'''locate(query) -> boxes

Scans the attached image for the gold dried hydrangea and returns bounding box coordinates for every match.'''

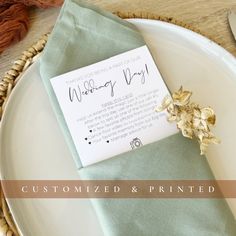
[156,87,220,155]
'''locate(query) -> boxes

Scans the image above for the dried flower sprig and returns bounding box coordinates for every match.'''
[156,87,220,155]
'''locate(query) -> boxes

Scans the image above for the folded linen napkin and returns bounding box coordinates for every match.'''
[40,0,236,235]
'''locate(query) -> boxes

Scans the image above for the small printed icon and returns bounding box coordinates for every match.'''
[130,137,143,149]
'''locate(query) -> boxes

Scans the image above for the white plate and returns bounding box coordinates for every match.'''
[1,19,236,236]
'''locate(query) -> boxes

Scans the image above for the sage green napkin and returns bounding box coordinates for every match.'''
[40,0,236,235]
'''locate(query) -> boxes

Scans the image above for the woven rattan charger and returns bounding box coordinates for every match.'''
[0,11,217,236]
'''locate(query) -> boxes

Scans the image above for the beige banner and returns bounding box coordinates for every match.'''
[1,180,236,198]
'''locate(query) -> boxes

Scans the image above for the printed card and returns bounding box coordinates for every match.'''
[51,46,178,166]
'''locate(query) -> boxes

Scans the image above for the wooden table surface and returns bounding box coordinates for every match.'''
[0,0,236,77]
